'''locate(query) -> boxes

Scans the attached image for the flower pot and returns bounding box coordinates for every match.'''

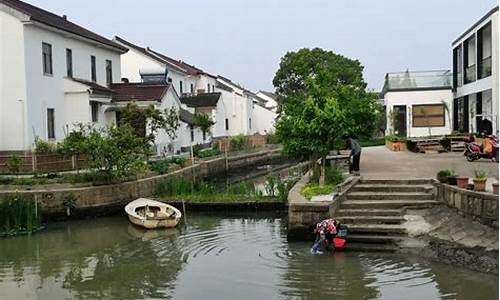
[437,176,448,183]
[467,183,474,190]
[456,176,469,189]
[473,178,487,192]
[493,183,499,195]
[447,176,457,185]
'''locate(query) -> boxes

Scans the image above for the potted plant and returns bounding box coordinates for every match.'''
[473,169,488,192]
[447,170,457,185]
[436,169,451,183]
[456,176,469,189]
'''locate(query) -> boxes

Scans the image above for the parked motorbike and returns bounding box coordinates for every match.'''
[464,135,499,162]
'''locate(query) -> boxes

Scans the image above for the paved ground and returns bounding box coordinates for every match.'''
[360,146,498,190]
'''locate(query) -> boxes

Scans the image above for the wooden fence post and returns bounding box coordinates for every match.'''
[32,152,36,173]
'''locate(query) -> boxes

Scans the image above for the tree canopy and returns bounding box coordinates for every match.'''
[273,48,381,160]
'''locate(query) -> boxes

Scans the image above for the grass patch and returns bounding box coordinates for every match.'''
[301,184,336,200]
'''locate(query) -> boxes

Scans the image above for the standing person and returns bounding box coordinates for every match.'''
[346,137,362,175]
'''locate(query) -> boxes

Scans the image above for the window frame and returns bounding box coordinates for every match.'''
[42,42,53,76]
[47,108,55,139]
[412,104,445,128]
[225,118,229,130]
[66,48,73,77]
[105,59,113,85]
[91,102,99,122]
[90,55,97,82]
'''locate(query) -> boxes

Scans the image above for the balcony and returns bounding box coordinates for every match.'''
[478,56,492,79]
[464,65,476,84]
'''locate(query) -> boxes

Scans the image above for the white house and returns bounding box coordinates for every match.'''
[180,92,226,139]
[109,82,204,155]
[382,70,453,138]
[216,76,255,136]
[256,90,278,112]
[452,6,499,134]
[0,0,128,151]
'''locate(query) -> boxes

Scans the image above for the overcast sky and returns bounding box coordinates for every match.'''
[28,0,497,92]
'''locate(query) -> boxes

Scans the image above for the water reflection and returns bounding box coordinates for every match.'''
[0,213,497,300]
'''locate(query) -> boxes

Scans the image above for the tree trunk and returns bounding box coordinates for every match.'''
[319,154,327,186]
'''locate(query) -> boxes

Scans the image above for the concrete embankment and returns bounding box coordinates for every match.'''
[402,206,499,274]
[0,148,283,219]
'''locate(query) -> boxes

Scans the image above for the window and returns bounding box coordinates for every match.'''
[190,125,195,142]
[180,81,183,94]
[47,108,55,139]
[207,83,210,93]
[212,85,215,92]
[249,118,252,129]
[203,130,207,141]
[91,102,99,122]
[225,118,229,130]
[42,42,53,75]
[190,84,194,94]
[412,104,445,127]
[105,60,113,85]
[66,48,73,77]
[90,55,97,82]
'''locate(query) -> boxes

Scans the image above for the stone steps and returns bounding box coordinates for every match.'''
[347,192,434,201]
[337,208,404,216]
[346,234,406,244]
[359,179,433,185]
[341,199,440,209]
[351,184,433,193]
[344,242,399,252]
[337,215,405,225]
[344,224,407,234]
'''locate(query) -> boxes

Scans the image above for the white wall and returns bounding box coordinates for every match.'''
[253,104,276,134]
[0,9,28,150]
[256,91,278,112]
[384,89,453,137]
[22,24,122,147]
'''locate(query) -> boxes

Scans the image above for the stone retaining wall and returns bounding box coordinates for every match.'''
[0,149,281,217]
[287,169,359,240]
[435,182,499,227]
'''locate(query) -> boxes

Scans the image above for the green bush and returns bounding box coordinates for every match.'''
[34,139,57,153]
[148,160,171,175]
[230,134,246,151]
[436,169,452,178]
[196,148,221,159]
[359,138,385,147]
[6,155,23,174]
[325,165,344,185]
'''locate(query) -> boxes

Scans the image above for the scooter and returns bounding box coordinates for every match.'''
[464,135,499,162]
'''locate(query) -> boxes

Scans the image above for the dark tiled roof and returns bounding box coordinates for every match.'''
[70,78,114,96]
[114,36,215,78]
[259,90,277,100]
[1,0,127,53]
[179,108,196,125]
[217,76,247,92]
[110,83,170,102]
[180,92,221,108]
[216,82,233,92]
[114,36,186,74]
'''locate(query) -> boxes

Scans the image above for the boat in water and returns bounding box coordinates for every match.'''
[125,198,182,229]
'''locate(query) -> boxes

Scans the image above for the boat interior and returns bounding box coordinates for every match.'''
[135,206,176,220]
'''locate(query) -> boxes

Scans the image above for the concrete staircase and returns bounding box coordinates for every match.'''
[337,179,439,252]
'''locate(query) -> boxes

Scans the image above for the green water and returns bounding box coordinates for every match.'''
[0,213,497,300]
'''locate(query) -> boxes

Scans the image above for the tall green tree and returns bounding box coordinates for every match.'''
[273,48,380,184]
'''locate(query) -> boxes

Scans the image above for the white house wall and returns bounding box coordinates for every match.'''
[21,24,122,148]
[253,104,276,134]
[0,9,28,150]
[384,89,453,138]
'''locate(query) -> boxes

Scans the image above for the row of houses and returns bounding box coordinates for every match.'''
[382,6,499,138]
[0,0,277,155]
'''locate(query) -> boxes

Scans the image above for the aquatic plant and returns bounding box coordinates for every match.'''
[0,195,43,236]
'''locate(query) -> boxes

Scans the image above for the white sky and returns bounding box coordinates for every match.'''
[26,0,498,92]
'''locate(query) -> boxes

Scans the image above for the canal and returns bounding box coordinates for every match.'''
[0,212,497,300]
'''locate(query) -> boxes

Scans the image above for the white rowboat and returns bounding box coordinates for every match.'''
[125,198,182,229]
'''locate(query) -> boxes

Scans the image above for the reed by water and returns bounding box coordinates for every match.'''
[0,195,43,236]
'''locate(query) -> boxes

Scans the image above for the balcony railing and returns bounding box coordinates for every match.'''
[464,64,476,84]
[478,56,492,79]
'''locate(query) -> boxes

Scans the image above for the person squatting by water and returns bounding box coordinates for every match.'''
[311,219,338,254]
